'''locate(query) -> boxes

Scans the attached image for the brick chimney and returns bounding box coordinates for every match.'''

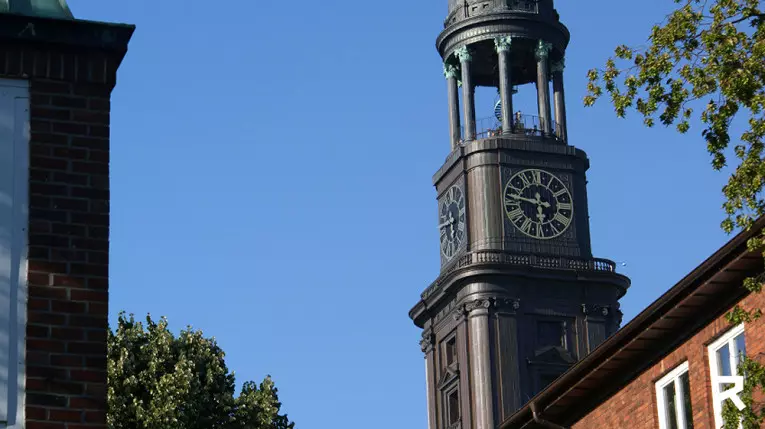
[0,8,134,429]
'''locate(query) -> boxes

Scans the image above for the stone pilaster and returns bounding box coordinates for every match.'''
[466,298,494,429]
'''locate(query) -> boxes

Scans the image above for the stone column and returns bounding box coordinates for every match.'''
[444,62,462,149]
[494,36,513,134]
[534,40,553,136]
[456,46,476,141]
[420,331,437,429]
[551,58,568,142]
[467,298,494,429]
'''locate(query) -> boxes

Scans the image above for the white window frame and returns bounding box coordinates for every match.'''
[655,361,692,429]
[708,323,746,429]
[0,78,29,429]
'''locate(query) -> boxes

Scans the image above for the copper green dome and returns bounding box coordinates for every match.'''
[0,0,73,19]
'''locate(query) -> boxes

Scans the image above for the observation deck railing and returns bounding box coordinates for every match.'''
[422,249,619,300]
[460,114,563,143]
[444,0,538,27]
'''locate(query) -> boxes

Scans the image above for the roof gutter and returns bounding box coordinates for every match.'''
[530,402,568,429]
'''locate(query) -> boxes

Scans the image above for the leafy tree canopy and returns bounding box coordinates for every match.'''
[108,312,295,429]
[585,0,765,235]
[584,0,765,426]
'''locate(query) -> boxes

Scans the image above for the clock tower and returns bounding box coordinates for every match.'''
[408,2,631,429]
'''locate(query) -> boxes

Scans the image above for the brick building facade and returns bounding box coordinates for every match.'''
[571,289,764,429]
[0,6,133,429]
[500,217,765,429]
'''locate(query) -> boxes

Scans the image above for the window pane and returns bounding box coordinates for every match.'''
[717,343,732,376]
[680,372,694,429]
[538,321,565,348]
[734,333,746,371]
[664,382,679,429]
[446,337,457,366]
[448,390,459,425]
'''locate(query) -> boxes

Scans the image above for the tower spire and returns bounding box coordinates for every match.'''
[411,3,631,428]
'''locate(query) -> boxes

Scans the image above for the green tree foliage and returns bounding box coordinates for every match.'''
[108,312,294,429]
[583,0,765,426]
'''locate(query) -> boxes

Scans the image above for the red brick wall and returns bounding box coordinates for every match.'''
[1,45,120,428]
[573,291,765,429]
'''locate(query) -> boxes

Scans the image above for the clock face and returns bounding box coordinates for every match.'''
[503,169,573,240]
[440,185,466,260]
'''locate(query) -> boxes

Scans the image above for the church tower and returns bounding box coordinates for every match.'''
[409,2,631,429]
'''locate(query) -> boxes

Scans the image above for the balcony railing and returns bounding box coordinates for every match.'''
[422,249,620,300]
[445,0,538,27]
[460,114,563,143]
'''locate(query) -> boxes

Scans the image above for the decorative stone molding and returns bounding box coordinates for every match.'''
[534,39,553,61]
[455,45,473,63]
[551,58,565,73]
[465,298,492,313]
[493,297,521,312]
[494,35,512,53]
[444,63,460,80]
[420,330,435,354]
[581,303,610,317]
[453,306,467,322]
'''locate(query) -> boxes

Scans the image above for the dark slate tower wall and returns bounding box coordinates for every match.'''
[410,2,631,429]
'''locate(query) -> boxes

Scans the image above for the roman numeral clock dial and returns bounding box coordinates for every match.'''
[439,185,466,260]
[503,169,573,240]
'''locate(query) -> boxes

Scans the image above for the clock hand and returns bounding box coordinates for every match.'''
[536,204,546,222]
[509,193,551,208]
[508,194,539,204]
[533,192,552,208]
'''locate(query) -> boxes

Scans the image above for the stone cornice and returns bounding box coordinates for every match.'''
[436,13,569,61]
[0,13,134,54]
[409,252,630,328]
[0,14,134,86]
[431,136,589,187]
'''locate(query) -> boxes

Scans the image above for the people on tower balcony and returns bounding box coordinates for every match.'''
[514,111,525,134]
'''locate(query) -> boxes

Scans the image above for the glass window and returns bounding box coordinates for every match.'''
[708,324,747,429]
[537,321,565,349]
[655,361,694,429]
[447,389,460,426]
[445,337,457,367]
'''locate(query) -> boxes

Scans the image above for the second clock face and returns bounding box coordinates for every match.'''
[503,169,573,240]
[440,185,466,260]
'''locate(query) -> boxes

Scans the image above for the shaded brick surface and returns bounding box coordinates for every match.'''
[573,291,765,429]
[1,26,129,429]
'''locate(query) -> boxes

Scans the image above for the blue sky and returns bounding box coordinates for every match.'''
[70,0,735,427]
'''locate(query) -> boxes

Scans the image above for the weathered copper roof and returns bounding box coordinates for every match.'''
[501,217,765,428]
[0,0,73,19]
